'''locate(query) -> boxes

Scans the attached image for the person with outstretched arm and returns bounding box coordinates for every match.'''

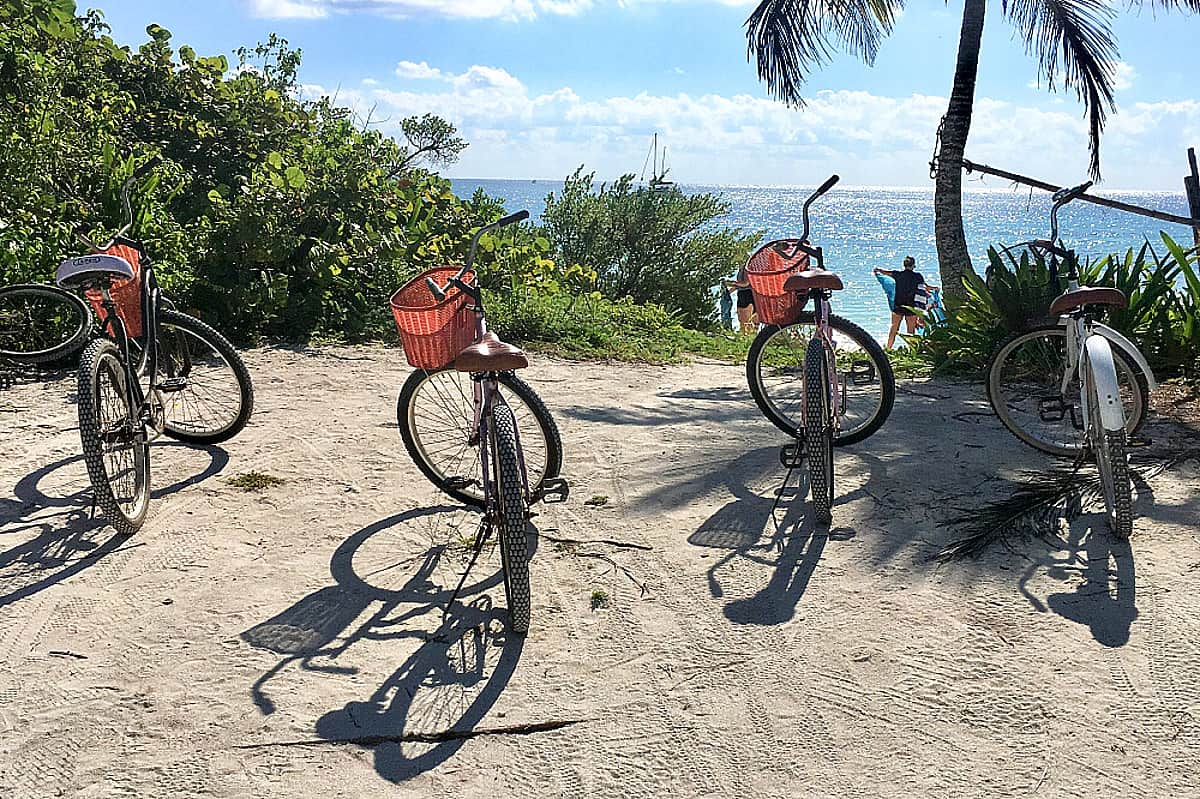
[874,256,937,349]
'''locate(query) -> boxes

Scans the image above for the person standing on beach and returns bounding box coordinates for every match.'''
[722,266,758,331]
[875,256,937,349]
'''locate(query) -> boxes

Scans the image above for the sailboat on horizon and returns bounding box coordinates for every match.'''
[640,133,675,191]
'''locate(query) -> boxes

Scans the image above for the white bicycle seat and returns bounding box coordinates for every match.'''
[56,253,135,290]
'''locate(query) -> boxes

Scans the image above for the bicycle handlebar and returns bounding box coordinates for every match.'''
[1048,179,1092,246]
[74,155,163,252]
[801,174,839,244]
[426,210,532,301]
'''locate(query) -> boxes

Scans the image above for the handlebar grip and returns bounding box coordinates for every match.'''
[425,276,447,301]
[815,174,840,196]
[496,210,530,227]
[1052,180,1092,204]
[133,155,164,180]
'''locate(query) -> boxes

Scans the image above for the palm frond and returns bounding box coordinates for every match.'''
[1002,0,1119,179]
[936,446,1200,562]
[745,0,903,106]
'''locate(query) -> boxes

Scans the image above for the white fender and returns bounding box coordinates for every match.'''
[1084,335,1129,433]
[1093,322,1157,390]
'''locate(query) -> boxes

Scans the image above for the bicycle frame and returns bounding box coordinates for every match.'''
[812,293,843,429]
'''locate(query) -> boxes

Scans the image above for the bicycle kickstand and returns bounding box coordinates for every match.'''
[440,515,492,627]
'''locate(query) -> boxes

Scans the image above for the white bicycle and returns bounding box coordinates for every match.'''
[986,181,1157,539]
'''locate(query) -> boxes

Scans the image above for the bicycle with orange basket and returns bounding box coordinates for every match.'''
[742,175,895,522]
[391,210,567,634]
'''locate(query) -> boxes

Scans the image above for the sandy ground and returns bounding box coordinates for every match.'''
[1,346,1198,798]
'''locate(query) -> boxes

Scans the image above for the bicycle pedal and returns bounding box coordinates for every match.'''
[536,477,570,504]
[445,475,477,491]
[848,360,876,386]
[1069,405,1084,431]
[1037,396,1070,423]
[157,377,187,393]
[779,442,805,468]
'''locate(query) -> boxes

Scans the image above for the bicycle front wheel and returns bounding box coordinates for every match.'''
[0,284,93,364]
[1086,350,1133,539]
[148,310,254,445]
[78,338,150,536]
[987,324,1148,457]
[803,338,834,524]
[748,312,894,444]
[398,368,563,507]
[489,401,532,634]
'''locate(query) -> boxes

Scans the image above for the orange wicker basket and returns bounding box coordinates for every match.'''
[743,239,811,326]
[84,244,144,338]
[390,267,478,370]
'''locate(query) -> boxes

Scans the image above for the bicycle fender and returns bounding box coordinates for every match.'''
[1093,322,1157,390]
[1085,335,1128,432]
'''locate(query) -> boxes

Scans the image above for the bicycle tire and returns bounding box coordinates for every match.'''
[748,312,895,445]
[398,367,563,507]
[986,324,1148,457]
[489,401,532,634]
[149,309,254,444]
[0,284,93,364]
[1086,356,1134,539]
[77,338,150,536]
[803,338,834,524]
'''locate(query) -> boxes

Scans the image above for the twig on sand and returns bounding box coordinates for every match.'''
[540,533,651,551]
[576,552,650,596]
[234,718,591,749]
[48,650,87,659]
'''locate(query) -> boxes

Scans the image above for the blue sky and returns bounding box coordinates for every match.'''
[99,1,1200,189]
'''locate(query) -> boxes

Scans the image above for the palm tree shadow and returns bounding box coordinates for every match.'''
[1018,514,1137,647]
[0,444,228,610]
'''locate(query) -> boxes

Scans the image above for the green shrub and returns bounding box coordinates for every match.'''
[540,169,761,329]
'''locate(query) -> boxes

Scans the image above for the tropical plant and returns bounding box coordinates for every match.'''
[920,234,1200,380]
[540,169,761,328]
[744,0,1200,301]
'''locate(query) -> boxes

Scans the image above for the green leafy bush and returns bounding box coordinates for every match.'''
[921,234,1200,381]
[540,169,761,329]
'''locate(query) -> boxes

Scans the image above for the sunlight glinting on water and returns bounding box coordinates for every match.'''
[452,179,1193,341]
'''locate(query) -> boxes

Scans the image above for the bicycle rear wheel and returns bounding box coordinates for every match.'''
[489,401,532,633]
[77,338,150,536]
[987,324,1148,457]
[143,310,254,444]
[803,338,834,524]
[398,367,562,507]
[748,312,894,444]
[1086,354,1133,539]
[0,284,92,364]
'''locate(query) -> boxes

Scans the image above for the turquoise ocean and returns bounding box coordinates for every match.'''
[451,178,1195,341]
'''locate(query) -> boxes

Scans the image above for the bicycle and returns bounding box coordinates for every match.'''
[54,156,254,535]
[985,181,1158,539]
[743,175,896,523]
[391,210,568,634]
[0,283,94,389]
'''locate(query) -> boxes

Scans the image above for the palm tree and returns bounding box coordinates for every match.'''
[745,0,1199,300]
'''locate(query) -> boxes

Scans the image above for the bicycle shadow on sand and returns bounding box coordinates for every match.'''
[0,444,228,609]
[242,505,529,782]
[1017,511,1138,648]
[687,445,861,626]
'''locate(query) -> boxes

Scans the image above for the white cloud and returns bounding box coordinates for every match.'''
[248,0,327,18]
[249,0,746,20]
[1112,61,1137,92]
[395,60,445,80]
[303,66,1200,189]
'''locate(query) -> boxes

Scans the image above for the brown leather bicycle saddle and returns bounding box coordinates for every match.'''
[783,270,844,292]
[455,332,529,372]
[1048,286,1127,317]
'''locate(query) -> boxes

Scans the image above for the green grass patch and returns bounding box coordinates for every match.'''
[590,589,610,610]
[228,471,286,492]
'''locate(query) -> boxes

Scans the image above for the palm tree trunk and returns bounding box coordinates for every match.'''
[934,0,986,302]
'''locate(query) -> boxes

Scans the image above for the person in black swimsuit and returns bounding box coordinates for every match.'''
[722,266,758,331]
[875,256,938,349]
